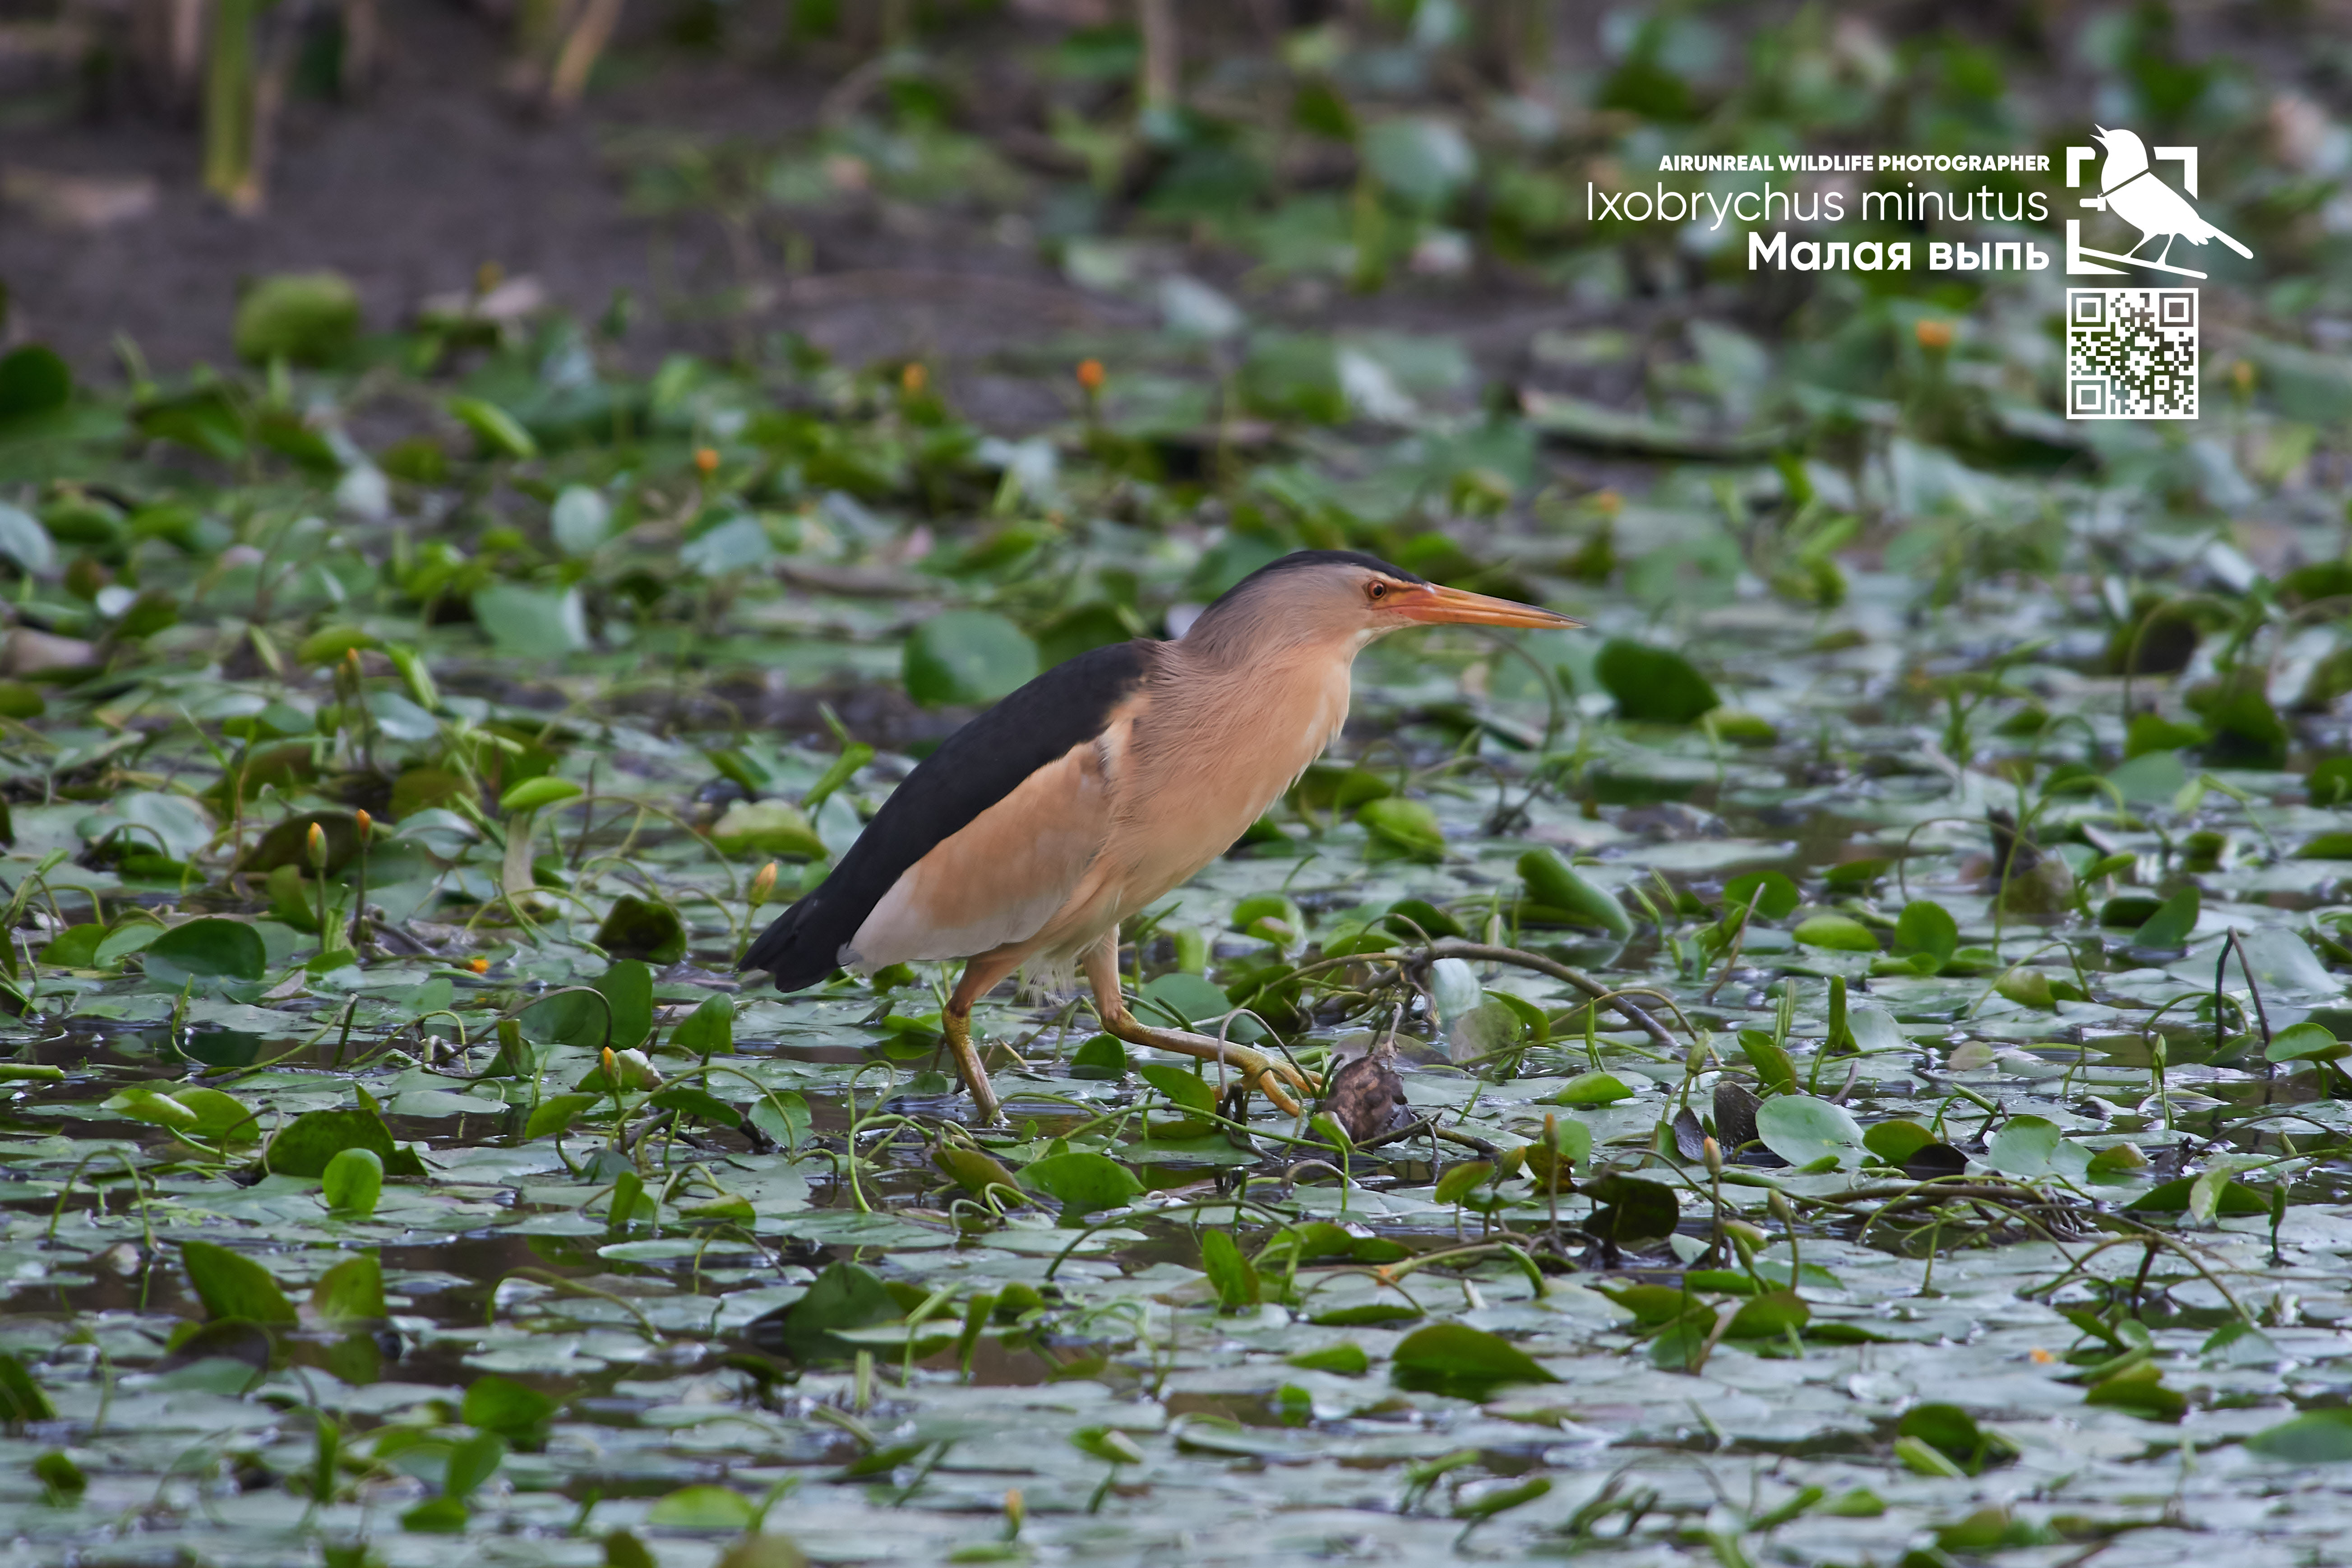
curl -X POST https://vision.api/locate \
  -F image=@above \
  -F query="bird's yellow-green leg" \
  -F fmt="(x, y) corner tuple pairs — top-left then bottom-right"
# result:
(945, 960), (1012, 1124)
(1081, 934), (1317, 1116)
(939, 1005), (1003, 1124)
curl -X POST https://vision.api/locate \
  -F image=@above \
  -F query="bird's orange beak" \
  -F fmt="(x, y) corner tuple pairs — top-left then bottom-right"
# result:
(1388, 582), (1582, 630)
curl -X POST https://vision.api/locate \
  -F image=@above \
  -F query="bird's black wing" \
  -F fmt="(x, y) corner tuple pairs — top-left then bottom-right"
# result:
(742, 639), (1154, 991)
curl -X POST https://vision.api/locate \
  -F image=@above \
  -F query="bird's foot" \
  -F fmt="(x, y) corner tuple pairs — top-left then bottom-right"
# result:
(1100, 1013), (1318, 1116)
(941, 1009), (1004, 1125)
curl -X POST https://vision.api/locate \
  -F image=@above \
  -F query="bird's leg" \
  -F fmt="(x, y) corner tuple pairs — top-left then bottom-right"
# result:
(2156, 231), (2177, 268)
(944, 959), (1015, 1125)
(1080, 933), (1318, 1115)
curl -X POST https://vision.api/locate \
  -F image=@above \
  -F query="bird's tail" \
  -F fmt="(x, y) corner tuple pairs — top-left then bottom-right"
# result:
(741, 902), (804, 984)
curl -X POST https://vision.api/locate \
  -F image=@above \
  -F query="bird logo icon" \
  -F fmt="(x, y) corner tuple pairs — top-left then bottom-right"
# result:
(2066, 128), (2251, 279)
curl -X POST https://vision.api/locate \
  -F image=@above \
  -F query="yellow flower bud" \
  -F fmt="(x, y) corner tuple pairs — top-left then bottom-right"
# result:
(354, 809), (372, 839)
(748, 861), (778, 908)
(306, 821), (327, 868)
(1702, 1135), (1723, 1177)
(1003, 1488), (1025, 1536)
(1769, 1188), (1797, 1227)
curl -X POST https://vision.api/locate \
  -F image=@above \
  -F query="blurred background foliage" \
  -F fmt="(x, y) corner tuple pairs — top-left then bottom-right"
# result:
(0, 0), (2347, 868)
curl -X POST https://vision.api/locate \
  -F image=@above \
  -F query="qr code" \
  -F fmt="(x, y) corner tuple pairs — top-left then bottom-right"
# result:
(2066, 288), (2198, 420)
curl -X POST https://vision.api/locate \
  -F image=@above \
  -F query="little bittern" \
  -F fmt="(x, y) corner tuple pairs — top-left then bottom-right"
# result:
(743, 550), (1579, 1121)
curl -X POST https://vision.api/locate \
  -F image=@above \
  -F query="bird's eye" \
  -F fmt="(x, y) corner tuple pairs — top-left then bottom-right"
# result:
(1368, 581), (1389, 601)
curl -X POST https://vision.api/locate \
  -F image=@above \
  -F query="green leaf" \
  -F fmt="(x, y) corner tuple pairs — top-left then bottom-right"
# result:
(1391, 1323), (1557, 1400)
(1984, 1115), (2092, 1181)
(0, 346), (71, 426)
(295, 624), (380, 668)
(1233, 893), (1307, 943)
(143, 918), (266, 985)
(595, 960), (655, 1053)
(1896, 1403), (2001, 1474)
(1137, 1063), (1216, 1116)
(1739, 1031), (1798, 1095)
(589, 894), (687, 965)
(1863, 1119), (1933, 1166)
(1069, 1033), (1128, 1079)
(1792, 915), (1878, 951)
(2088, 1142), (2149, 1179)
(180, 1239), (296, 1324)
(647, 1485), (757, 1531)
(2124, 712), (2208, 758)
(1071, 1425), (1146, 1466)
(1893, 901), (1959, 962)
(1722, 871), (1801, 922)
(1724, 1288), (1811, 1338)
(102, 1085), (200, 1131)
(470, 584), (587, 657)
(710, 799), (829, 860)
(1198, 1230), (1261, 1310)
(760, 1261), (900, 1364)
(1521, 1119), (1590, 1189)
(170, 1087), (259, 1145)
(1433, 1161), (1496, 1207)
(670, 993), (735, 1055)
(1452, 1475), (1551, 1523)
(1020, 1151), (1142, 1219)
(1517, 849), (1632, 936)
(647, 1085), (741, 1125)
(463, 1374), (559, 1445)
(526, 1093), (602, 1140)
(400, 1497), (470, 1533)
(2131, 886), (2201, 948)
(2127, 1175), (2270, 1216)
(2246, 1409), (2352, 1463)
(550, 485), (614, 556)
(499, 777), (582, 814)
(712, 1536), (810, 1568)
(2295, 833), (2352, 860)
(2085, 1362), (2186, 1422)
(0, 502), (56, 577)
(2266, 1022), (2345, 1063)
(1594, 638), (1719, 723)
(233, 272), (360, 365)
(444, 1431), (507, 1500)
(748, 1091), (811, 1151)
(1993, 967), (2058, 1008)
(934, 1144), (1020, 1196)
(312, 1253), (386, 1326)
(1356, 796), (1446, 861)
(903, 611), (1039, 707)
(94, 923), (165, 967)
(1582, 1173), (1679, 1243)
(1754, 1096), (1865, 1168)
(322, 1147), (384, 1216)
(0, 1351), (55, 1421)
(1286, 1341), (1369, 1375)
(1551, 1071), (1634, 1105)
(264, 1106), (427, 1177)
(447, 395), (539, 459)
(37, 923), (103, 967)
(1361, 116), (1474, 207)
(32, 1448), (86, 1501)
